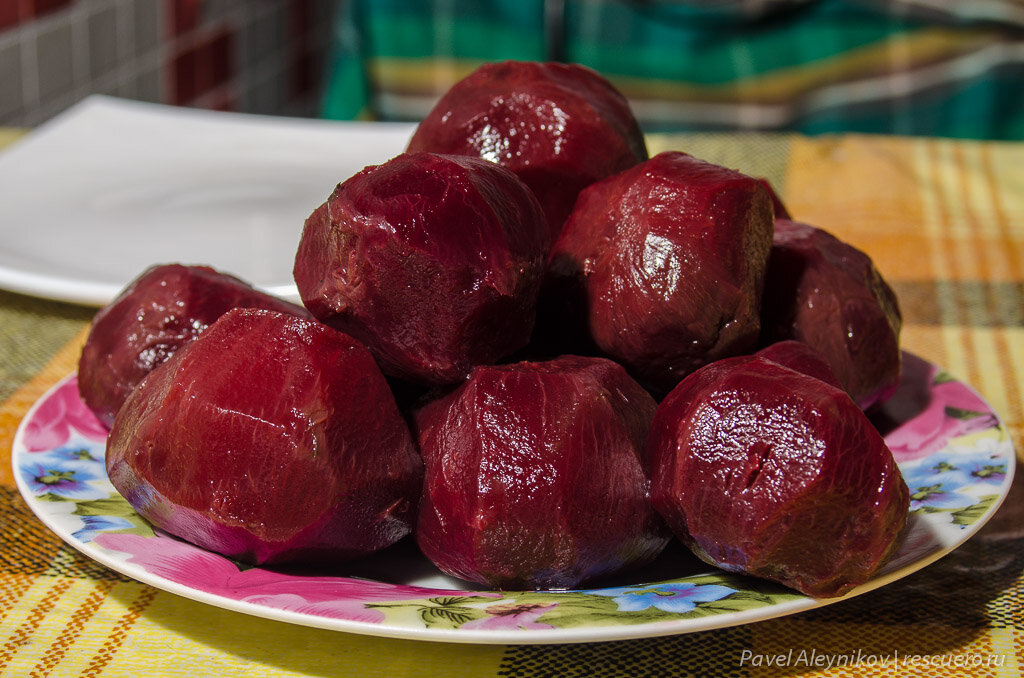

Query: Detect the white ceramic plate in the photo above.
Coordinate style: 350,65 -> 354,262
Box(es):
12,353 -> 1015,644
0,96 -> 416,306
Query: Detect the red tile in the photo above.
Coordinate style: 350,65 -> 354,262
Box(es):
172,46 -> 198,105
0,2 -> 21,30
30,0 -> 73,18
209,29 -> 234,87
169,0 -> 201,37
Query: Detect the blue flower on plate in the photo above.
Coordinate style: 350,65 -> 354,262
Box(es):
943,441 -> 1007,487
589,582 -> 735,614
902,463 -> 978,512
20,452 -> 106,500
73,515 -> 134,543
902,442 -> 1009,512
48,444 -> 103,467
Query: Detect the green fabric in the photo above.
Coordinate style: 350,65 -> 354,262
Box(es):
320,0 -> 1024,140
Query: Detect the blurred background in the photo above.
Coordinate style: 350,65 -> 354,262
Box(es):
2,0 -> 1023,138
0,0 -> 336,125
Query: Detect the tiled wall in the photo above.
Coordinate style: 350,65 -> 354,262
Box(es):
0,0 -> 336,126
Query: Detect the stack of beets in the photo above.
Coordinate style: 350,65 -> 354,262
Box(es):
82,61 -> 908,598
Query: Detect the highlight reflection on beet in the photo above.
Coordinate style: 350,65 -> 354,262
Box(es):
414,355 -> 670,590
648,343 -> 909,598
546,151 -> 774,392
407,60 -> 648,239
106,308 -> 423,567
293,152 -> 549,386
78,263 -> 311,428
761,219 -> 902,409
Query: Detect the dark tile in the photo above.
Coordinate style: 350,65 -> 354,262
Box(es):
172,44 -> 197,104
288,0 -> 310,39
0,41 -> 23,119
87,6 -> 118,79
209,28 -> 233,87
134,62 -> 162,103
238,6 -> 283,69
132,0 -> 160,56
35,20 -> 74,104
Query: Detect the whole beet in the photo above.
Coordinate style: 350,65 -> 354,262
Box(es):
649,343 -> 909,598
761,219 -> 902,409
407,60 -> 648,239
293,152 -> 549,385
546,151 -> 774,392
78,263 -> 310,428
414,355 -> 670,590
106,308 -> 423,566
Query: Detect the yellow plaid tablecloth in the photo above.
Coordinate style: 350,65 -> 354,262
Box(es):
1,130 -> 1021,677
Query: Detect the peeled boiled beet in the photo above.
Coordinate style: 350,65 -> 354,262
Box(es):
755,339 -> 844,389
413,355 -> 670,589
106,307 -> 423,566
761,219 -> 902,409
648,343 -> 909,598
545,151 -> 774,392
78,263 -> 310,428
406,60 -> 648,239
293,152 -> 549,385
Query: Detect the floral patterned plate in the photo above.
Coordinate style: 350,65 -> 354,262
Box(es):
13,352 -> 1015,644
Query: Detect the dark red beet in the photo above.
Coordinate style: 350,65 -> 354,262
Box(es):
414,355 -> 670,589
106,308 -> 423,566
293,152 -> 549,385
78,263 -> 311,428
761,219 -> 902,409
755,340 -> 843,389
407,60 -> 648,239
546,151 -> 774,392
648,345 -> 909,598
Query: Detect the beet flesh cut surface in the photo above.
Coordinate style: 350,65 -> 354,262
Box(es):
106,308 -> 423,567
761,219 -> 903,409
414,355 -> 670,590
78,263 -> 310,428
546,151 -> 774,392
406,60 -> 648,239
648,344 -> 909,598
293,152 -> 549,385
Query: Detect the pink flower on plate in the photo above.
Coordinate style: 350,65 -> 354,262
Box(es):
22,376 -> 108,452
94,532 -> 464,624
461,602 -> 558,631
880,354 -> 997,463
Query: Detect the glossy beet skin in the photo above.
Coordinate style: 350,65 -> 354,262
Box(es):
407,60 -> 648,239
546,151 -> 775,392
414,355 -> 670,590
106,308 -> 423,567
78,263 -> 311,428
648,342 -> 909,598
761,219 -> 902,409
294,152 -> 549,385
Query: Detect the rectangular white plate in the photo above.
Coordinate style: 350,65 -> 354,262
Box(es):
0,96 -> 416,306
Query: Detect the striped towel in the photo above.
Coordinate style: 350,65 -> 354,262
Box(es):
321,0 -> 1024,139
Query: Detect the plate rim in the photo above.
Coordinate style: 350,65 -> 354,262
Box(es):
0,95 -> 415,307
12,359 -> 1016,644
